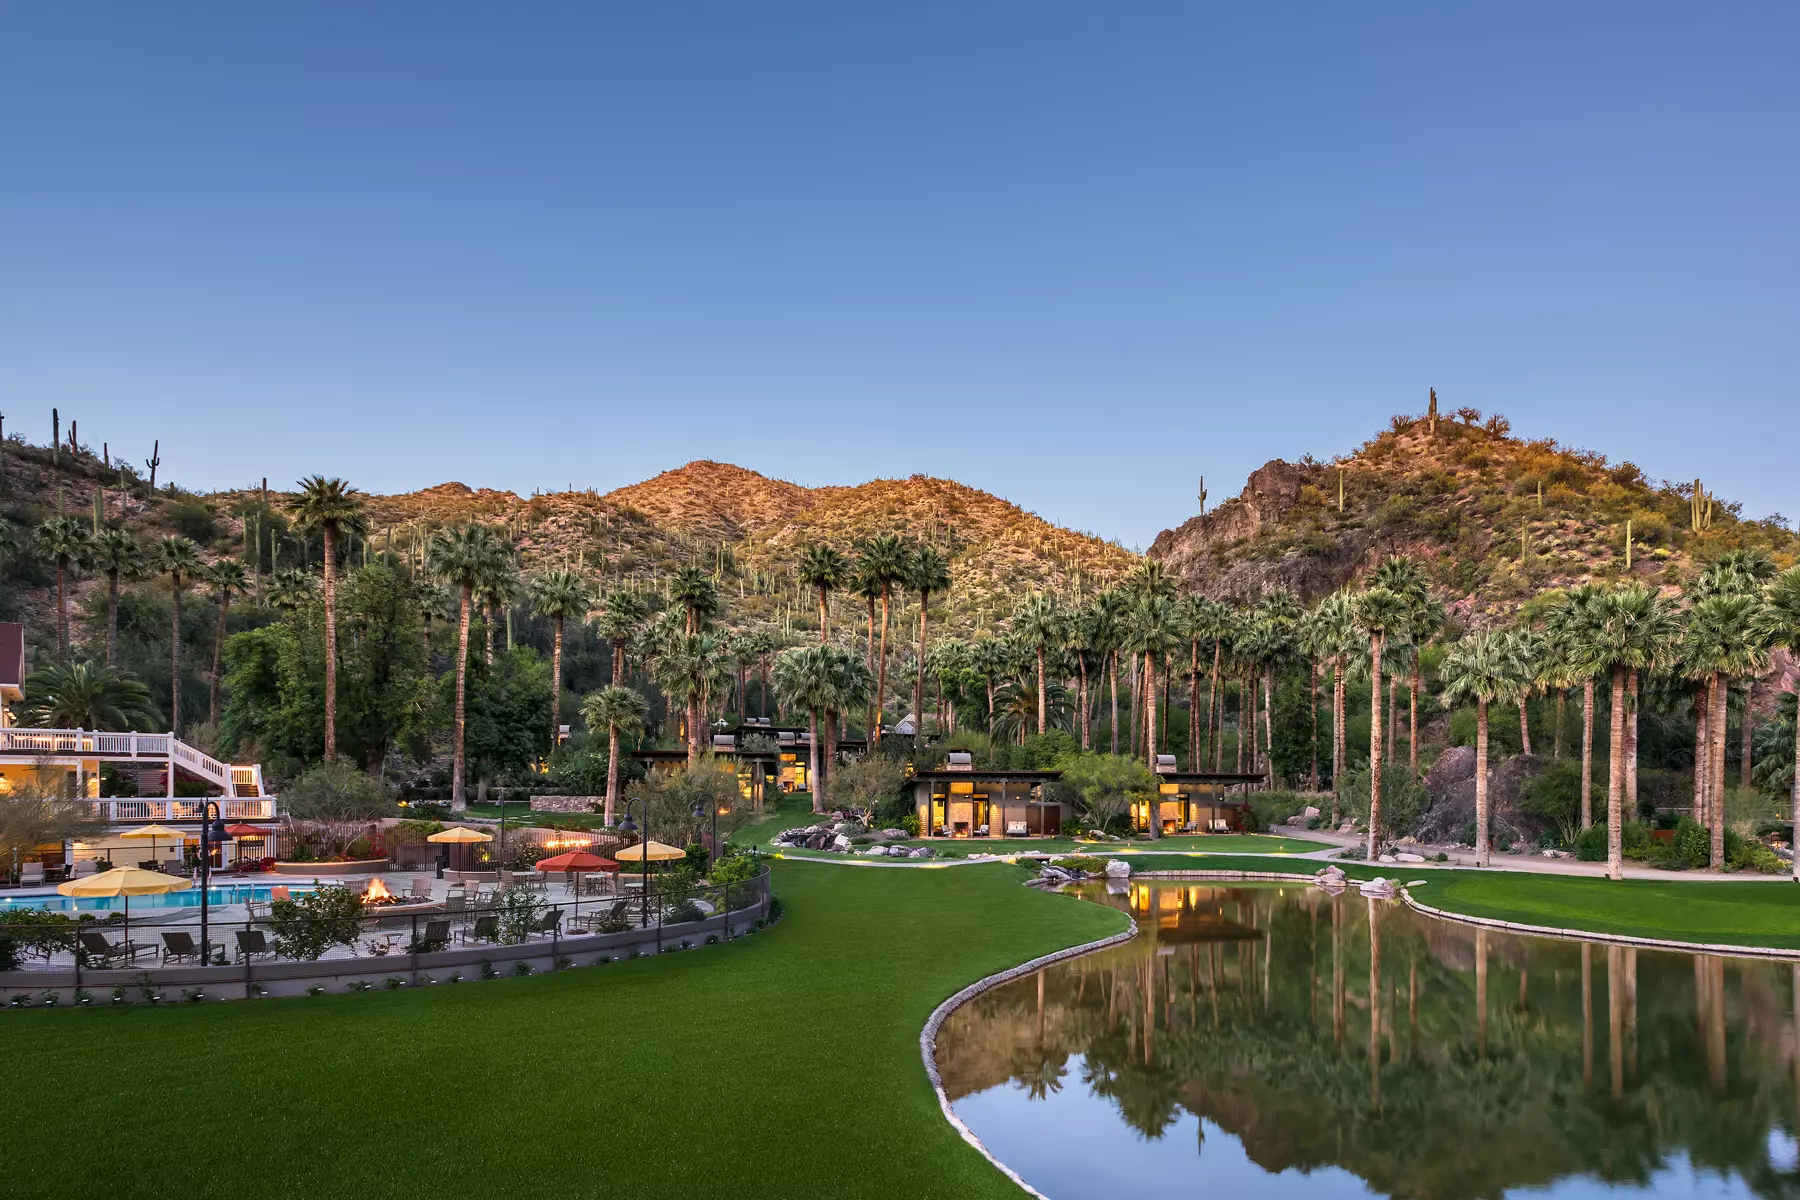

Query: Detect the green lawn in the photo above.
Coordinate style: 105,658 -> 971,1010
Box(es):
738,826 -> 1328,858
725,790 -> 820,847
0,861 -> 1125,1200
456,802 -> 615,829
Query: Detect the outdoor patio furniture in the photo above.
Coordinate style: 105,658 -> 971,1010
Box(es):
407,919 -> 451,954
270,886 -> 291,901
235,929 -> 275,962
160,859 -> 182,875
1005,821 -> 1028,836
458,915 -> 501,945
44,863 -> 71,883
533,907 -> 563,937
160,931 -> 201,965
976,824 -> 990,837
575,900 -> 628,931
138,859 -> 160,871
79,931 -> 148,966
19,862 -> 44,885
409,878 -> 432,900
74,859 -> 98,877
443,893 -> 468,921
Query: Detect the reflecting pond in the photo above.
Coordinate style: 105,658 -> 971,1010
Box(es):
936,881 -> 1800,1200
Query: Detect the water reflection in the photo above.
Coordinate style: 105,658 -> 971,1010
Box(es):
936,882 -> 1800,1200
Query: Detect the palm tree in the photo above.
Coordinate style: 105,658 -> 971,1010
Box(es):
288,476 -> 368,762
1245,589 -> 1302,777
969,636 -> 1009,733
816,643 -> 872,798
908,544 -> 952,742
1540,584 -> 1608,829
428,522 -> 508,811
668,565 -> 719,636
856,534 -> 910,743
655,632 -> 729,766
1439,632 -> 1526,866
266,567 -> 317,615
19,660 -> 157,731
528,568 -> 590,743
1012,592 -> 1063,738
203,558 -> 251,725
594,588 -> 646,687
1092,590 -> 1128,754
1684,592 -> 1766,870
1353,587 -> 1409,861
153,536 -> 201,735
1753,567 -> 1800,881
1121,597 -> 1178,819
87,527 -> 143,668
1309,592 -> 1359,817
775,645 -> 834,811
1065,603 -> 1103,751
472,554 -> 518,664
1503,628 -> 1545,756
796,544 -> 849,643
1370,556 -> 1435,773
33,517 -> 90,661
1568,583 -> 1678,880
581,685 -> 647,826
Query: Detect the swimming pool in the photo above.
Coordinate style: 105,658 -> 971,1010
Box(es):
0,883 -> 318,913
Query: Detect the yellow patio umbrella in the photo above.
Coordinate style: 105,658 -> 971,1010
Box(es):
426,825 -> 494,873
118,824 -> 186,865
612,840 -> 686,862
59,866 -> 191,941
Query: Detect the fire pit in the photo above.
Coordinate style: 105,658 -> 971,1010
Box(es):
359,878 -> 438,915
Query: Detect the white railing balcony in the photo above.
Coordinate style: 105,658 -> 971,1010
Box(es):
1,727 -> 262,798
85,798 -> 278,823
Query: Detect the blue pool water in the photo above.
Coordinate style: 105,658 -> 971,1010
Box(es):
0,883 -> 317,912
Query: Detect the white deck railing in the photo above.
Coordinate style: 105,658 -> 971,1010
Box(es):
83,798 -> 278,822
0,727 -> 266,799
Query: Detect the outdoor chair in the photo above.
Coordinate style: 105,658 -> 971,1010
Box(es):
138,859 -> 161,871
19,862 -> 43,886
533,907 -> 563,937
575,899 -> 629,931
1005,821 -> 1028,837
407,919 -> 451,954
74,859 -> 98,878
80,931 -> 148,967
235,929 -> 275,962
458,915 -> 501,946
160,931 -> 201,965
409,878 -> 432,900
497,869 -> 516,888
160,859 -> 182,876
442,893 -> 468,921
270,886 -> 291,901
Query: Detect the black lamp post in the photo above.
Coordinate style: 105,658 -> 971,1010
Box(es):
619,798 -> 650,928
198,801 -> 233,966
691,800 -> 719,863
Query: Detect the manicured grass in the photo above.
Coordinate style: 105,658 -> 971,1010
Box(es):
742,829 -> 1328,857
725,790 -> 820,846
0,861 -> 1125,1200
458,802 -> 615,829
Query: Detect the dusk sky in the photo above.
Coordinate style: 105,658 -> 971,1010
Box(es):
2,3 -> 1794,549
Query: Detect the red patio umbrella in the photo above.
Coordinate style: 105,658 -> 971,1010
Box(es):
223,824 -> 270,871
535,851 -> 619,923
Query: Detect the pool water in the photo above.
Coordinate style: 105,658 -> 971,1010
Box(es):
1,883 -> 316,912
936,881 -> 1800,1200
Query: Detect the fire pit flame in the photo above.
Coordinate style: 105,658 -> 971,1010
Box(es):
363,878 -> 397,904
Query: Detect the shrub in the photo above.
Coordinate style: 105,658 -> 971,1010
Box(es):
1051,855 -> 1108,875
663,899 -> 705,925
1574,825 -> 1607,862
1337,767 -> 1428,843
268,884 -> 366,960
1726,830 -> 1784,874
1521,762 -> 1591,847
1671,817 -> 1709,870
706,853 -> 759,885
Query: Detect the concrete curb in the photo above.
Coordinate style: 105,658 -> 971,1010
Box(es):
919,917 -> 1138,1200
1400,888 -> 1800,961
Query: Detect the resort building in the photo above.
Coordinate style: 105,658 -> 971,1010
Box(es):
0,622 -> 278,880
1134,756 -> 1265,834
905,754 -> 1072,838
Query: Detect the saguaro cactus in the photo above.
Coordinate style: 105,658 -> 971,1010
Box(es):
145,440 -> 161,491
1198,475 -> 1207,516
1338,470 -> 1345,512
1625,519 -> 1633,569
1690,479 -> 1714,532
1427,388 -> 1439,434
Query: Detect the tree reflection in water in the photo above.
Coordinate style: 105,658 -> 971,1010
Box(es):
935,882 -> 1800,1200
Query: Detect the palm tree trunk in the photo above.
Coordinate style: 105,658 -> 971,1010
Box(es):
605,724 -> 621,826
1129,652 -> 1141,757
611,639 -> 625,688
55,560 -> 68,661
1109,650 -> 1120,755
808,711 -> 823,813
1475,698 -> 1490,866
106,570 -> 121,668
1581,679 -> 1596,829
1189,639 -> 1201,769
1517,697 -> 1532,756
1367,635 -> 1385,862
209,591 -> 231,725
1626,670 -> 1639,813
1309,660 -> 1320,791
825,710 -> 839,809
1144,653 -> 1159,838
759,653 -> 770,719
453,585 -> 471,812
1234,677 -> 1244,773
483,605 -> 495,666
1078,653 -> 1091,751
1694,689 -> 1710,827
550,614 -> 564,745
1262,667 -> 1275,783
1607,666 -> 1627,881
875,585 -> 892,743
986,673 -> 996,733
1789,695 -> 1799,882
170,573 -> 184,735
1409,655 -> 1422,775
1213,643 -> 1226,772
1740,680 -> 1756,790
1554,688 -> 1566,759
1333,657 -> 1346,821
1387,675 -> 1398,764
913,589 -> 930,743
1710,671 -> 1728,871
864,596 -> 877,737
817,586 -> 829,642
322,524 -> 339,760
1036,642 -> 1048,736
688,696 -> 703,767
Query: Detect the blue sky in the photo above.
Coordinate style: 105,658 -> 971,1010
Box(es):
2,3 -> 1794,549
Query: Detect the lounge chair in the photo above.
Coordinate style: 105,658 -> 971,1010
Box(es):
19,862 -> 44,886
160,931 -> 201,965
442,893 -> 468,922
1005,821 -> 1028,837
407,919 -> 451,954
138,859 -> 161,871
533,907 -> 563,937
234,929 -> 275,962
80,931 -> 149,966
270,886 -> 291,902
458,915 -> 501,946
575,900 -> 629,931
